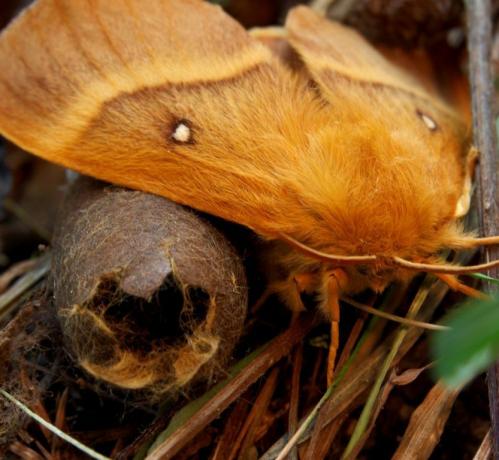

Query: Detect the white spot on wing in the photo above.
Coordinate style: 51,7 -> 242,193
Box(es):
172,122 -> 191,143
417,111 -> 438,131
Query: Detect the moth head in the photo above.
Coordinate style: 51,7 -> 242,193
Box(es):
279,233 -> 499,296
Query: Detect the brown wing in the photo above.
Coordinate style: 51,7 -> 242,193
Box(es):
0,0 -> 327,238
286,6 -> 449,109
285,6 -> 472,219
0,0 -> 271,154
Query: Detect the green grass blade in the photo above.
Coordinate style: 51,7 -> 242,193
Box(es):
469,272 -> 499,286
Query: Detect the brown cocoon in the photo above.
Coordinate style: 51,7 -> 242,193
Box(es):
52,177 -> 247,396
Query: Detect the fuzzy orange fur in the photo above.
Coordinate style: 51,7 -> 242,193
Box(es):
0,0 -> 477,312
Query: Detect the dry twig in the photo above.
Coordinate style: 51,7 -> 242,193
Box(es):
466,0 -> 499,456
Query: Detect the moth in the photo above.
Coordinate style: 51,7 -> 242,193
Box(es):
0,0 -> 498,381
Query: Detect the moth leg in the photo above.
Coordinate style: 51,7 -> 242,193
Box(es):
321,269 -> 348,386
436,273 -> 488,300
250,286 -> 274,314
285,272 -> 317,313
288,272 -> 318,323
251,272 -> 316,314
293,272 -> 316,294
327,283 -> 340,387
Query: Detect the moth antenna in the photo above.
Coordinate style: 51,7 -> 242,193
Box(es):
455,236 -> 499,247
278,233 -> 377,265
391,256 -> 499,274
341,296 -> 448,331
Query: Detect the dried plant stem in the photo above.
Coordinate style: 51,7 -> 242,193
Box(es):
466,0 -> 499,457
288,344 -> 303,460
467,2 -> 499,245
146,314 -> 316,460
275,378 -> 336,460
0,253 -> 50,319
474,429 -> 492,460
0,389 -> 110,460
341,296 -> 448,330
306,314 -> 366,457
235,368 -> 279,459
275,305 -> 376,460
212,398 -> 250,460
263,275 -> 451,460
342,376 -> 396,460
309,0 -> 332,15
0,259 -> 36,294
309,0 -> 358,19
341,282 -> 431,458
9,440 -> 46,460
392,382 -> 461,460
3,198 -> 51,241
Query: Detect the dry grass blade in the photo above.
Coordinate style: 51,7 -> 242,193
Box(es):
212,397 -> 250,460
307,414 -> 347,460
9,440 -> 45,460
0,253 -> 50,319
390,364 -> 432,386
0,259 -> 37,294
146,314 -> 317,460
342,279 -> 432,458
51,388 -> 69,455
274,298 -> 386,459
473,429 -> 492,460
309,0 -> 333,15
263,273 -> 452,460
277,280 -> 424,460
34,439 -> 52,460
0,389 -> 110,460
288,344 -> 303,460
336,313 -> 366,370
310,0 -> 358,18
30,399 -> 53,444
342,296 -> 448,331
234,367 -> 279,459
306,313 -> 366,457
392,382 -> 460,460
342,374 -> 397,460
304,291 -> 401,455
275,386 -> 330,460
3,198 -> 51,242
354,287 -> 409,362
